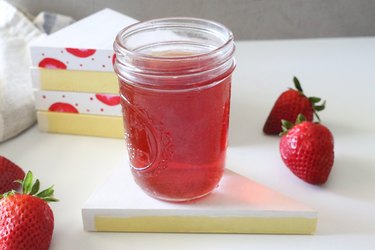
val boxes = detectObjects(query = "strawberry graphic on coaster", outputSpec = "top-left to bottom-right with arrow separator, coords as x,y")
95,94 -> 120,106
39,58 -> 67,69
49,102 -> 79,113
66,48 -> 96,58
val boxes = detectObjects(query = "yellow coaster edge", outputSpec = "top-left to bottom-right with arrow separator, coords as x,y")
94,215 -> 317,234
37,111 -> 124,138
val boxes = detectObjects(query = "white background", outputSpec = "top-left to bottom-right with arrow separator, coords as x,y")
8,0 -> 375,40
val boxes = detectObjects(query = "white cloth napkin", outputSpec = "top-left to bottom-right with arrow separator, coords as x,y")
0,1 -> 75,142
0,0 -> 44,142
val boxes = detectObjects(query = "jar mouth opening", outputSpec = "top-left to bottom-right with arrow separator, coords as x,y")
114,17 -> 234,63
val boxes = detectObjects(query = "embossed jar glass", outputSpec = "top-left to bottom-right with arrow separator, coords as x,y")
113,17 -> 235,202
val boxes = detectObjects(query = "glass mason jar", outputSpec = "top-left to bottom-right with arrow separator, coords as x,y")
113,17 -> 235,202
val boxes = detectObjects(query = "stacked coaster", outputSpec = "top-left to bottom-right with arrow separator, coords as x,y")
30,9 -> 137,138
82,158 -> 317,234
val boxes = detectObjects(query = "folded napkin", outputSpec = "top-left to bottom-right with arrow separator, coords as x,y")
0,0 -> 74,142
0,0 -> 43,142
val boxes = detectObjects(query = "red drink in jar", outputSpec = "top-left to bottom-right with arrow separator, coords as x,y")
114,18 -> 235,201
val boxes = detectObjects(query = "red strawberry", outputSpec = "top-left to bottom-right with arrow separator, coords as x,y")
263,77 -> 325,135
0,171 -> 58,250
279,114 -> 334,184
0,156 -> 25,194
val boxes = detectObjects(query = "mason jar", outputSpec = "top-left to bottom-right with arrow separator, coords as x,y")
114,17 -> 235,202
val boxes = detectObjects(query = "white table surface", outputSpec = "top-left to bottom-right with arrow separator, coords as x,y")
1,37 -> 375,250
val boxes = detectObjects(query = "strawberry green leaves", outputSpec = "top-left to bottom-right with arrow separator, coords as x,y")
22,170 -> 34,194
0,171 -> 58,202
294,76 -> 326,122
280,114 -> 307,136
308,96 -> 325,121
293,76 -> 303,93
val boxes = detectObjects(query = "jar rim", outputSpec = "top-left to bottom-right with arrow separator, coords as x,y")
113,17 -> 236,91
114,17 -> 234,62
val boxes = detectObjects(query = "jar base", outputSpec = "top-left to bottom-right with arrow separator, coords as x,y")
144,189 -> 215,203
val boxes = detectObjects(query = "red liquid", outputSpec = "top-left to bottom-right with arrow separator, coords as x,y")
119,55 -> 232,201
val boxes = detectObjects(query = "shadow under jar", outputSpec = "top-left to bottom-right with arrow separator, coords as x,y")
114,17 -> 236,202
